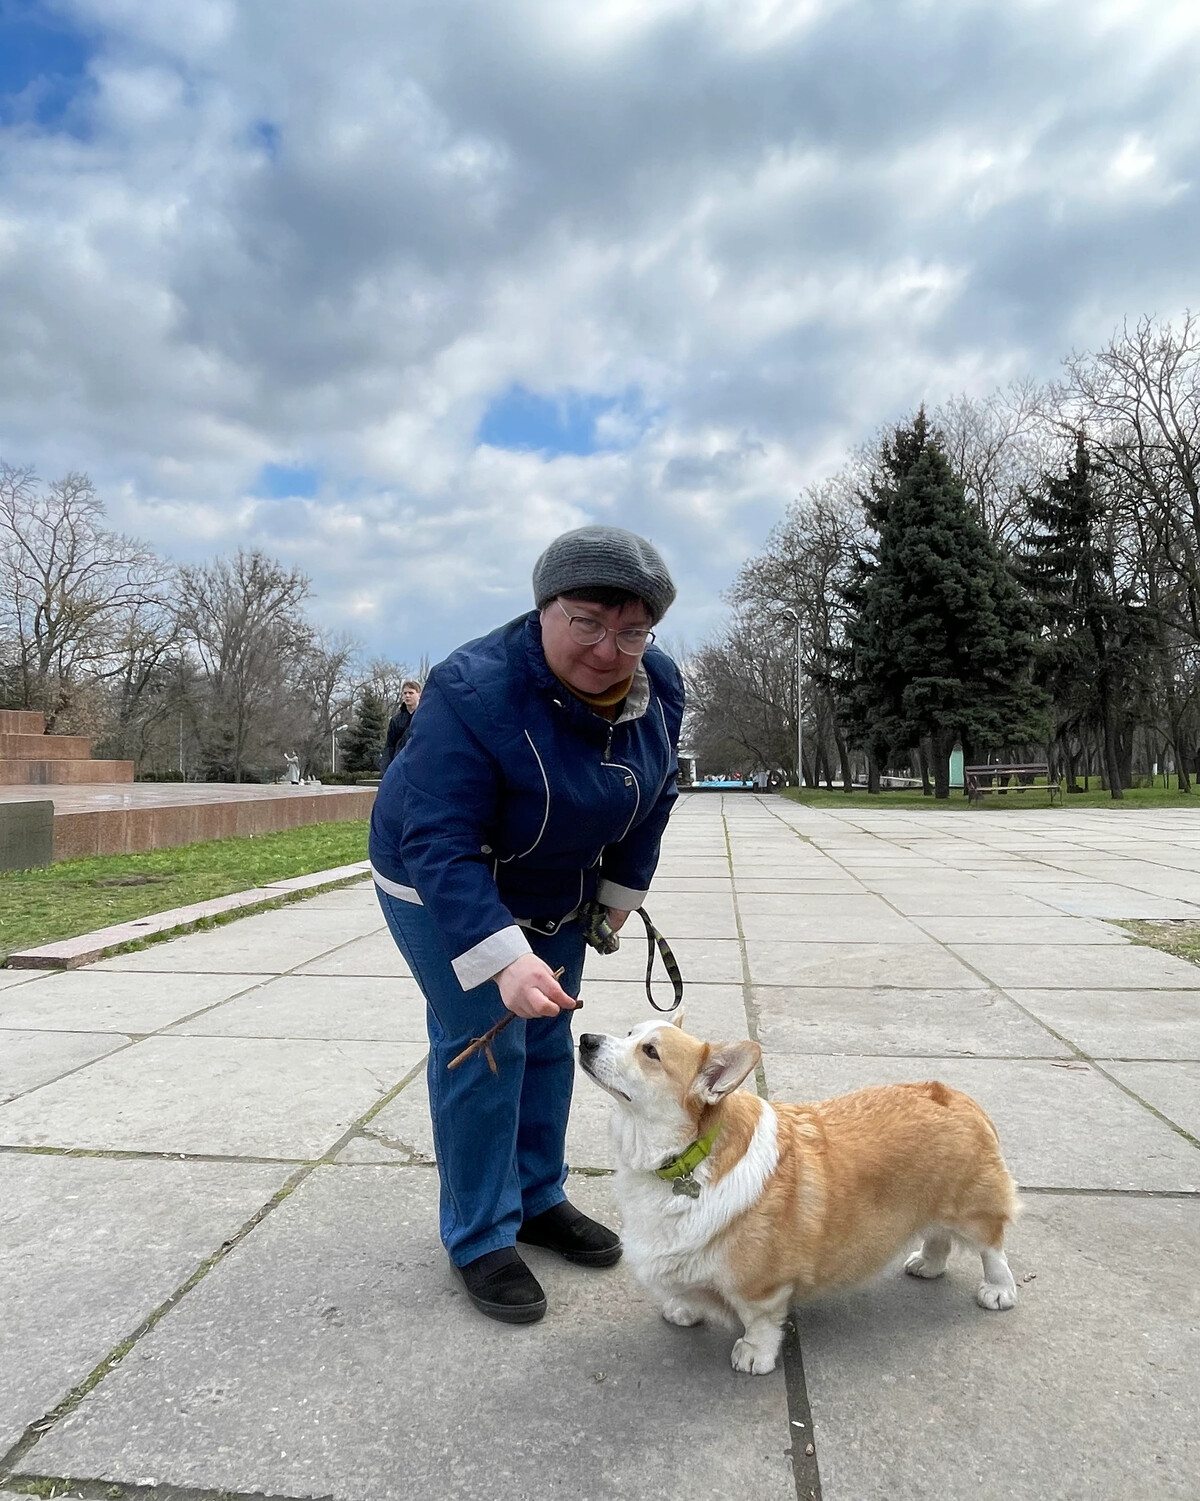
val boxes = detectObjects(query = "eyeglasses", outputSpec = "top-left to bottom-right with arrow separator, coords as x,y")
556,599 -> 655,655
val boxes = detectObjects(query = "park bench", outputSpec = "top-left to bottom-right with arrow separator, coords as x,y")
965,763 -> 1062,807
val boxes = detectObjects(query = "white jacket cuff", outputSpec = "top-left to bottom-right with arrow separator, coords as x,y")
452,924 -> 531,992
596,879 -> 649,911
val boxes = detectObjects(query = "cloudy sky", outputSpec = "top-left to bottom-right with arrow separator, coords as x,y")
1,0 -> 1198,664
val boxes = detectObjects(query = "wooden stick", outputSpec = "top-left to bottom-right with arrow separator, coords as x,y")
447,967 -> 578,1073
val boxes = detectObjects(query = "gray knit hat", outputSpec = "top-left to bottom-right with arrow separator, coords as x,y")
532,525 -> 677,624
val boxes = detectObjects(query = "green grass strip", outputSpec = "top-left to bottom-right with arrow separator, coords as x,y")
0,820 -> 369,962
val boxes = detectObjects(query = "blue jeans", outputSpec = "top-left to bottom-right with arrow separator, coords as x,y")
375,888 -> 586,1266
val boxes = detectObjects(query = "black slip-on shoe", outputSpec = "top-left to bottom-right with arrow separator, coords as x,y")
456,1247 -> 547,1324
517,1200 -> 622,1267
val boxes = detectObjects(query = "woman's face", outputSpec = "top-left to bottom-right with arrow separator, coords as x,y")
539,594 -> 654,695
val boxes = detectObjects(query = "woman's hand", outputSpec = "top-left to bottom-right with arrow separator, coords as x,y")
495,954 -> 579,1018
606,907 -> 632,933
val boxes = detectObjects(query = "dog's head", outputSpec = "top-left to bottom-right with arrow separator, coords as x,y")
577,1015 -> 761,1170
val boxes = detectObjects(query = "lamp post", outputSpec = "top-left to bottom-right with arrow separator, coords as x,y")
331,723 -> 349,775
781,609 -> 803,792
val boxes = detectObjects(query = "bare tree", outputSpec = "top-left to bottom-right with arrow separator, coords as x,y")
725,477 -> 867,786
290,630 -> 361,776
177,549 -> 312,781
930,381 -> 1063,546
0,464 -> 173,727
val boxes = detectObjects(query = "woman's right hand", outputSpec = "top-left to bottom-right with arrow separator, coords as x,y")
495,954 -> 578,1018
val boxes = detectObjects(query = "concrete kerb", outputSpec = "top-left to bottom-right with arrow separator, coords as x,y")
4,863 -> 372,971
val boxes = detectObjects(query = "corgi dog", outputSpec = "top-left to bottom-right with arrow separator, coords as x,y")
577,1016 -> 1019,1375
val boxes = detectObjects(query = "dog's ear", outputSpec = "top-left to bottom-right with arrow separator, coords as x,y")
670,1008 -> 686,1029
692,1040 -> 761,1103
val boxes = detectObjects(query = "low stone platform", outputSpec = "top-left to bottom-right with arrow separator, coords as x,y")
0,783 -> 376,860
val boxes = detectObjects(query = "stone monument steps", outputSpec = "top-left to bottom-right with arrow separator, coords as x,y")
0,757 -> 136,785
0,731 -> 93,759
0,708 -> 134,784
0,708 -> 47,735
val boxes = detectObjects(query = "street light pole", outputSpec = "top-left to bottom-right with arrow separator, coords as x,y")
332,723 -> 349,775
782,610 -> 803,792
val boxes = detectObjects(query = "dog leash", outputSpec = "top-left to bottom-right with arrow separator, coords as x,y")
582,902 -> 684,1013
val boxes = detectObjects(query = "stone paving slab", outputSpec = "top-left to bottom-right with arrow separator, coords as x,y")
90,909 -> 385,975
948,942 -> 1200,988
579,979 -> 745,1040
1032,887 -> 1200,918
0,1155 -> 290,1455
164,973 -> 430,1042
0,1029 -> 128,1104
0,969 -> 264,1035
1103,1061 -> 1200,1139
25,1169 -> 796,1501
739,910 -> 932,942
0,1036 -> 427,1157
584,936 -> 744,985
795,1194 -> 1200,1501
620,892 -> 738,937
745,941 -> 987,988
763,1054 -> 1200,1191
910,914 -> 1130,944
0,969 -> 42,991
294,930 -> 412,977
1008,989 -> 1200,1060
753,986 -> 1072,1058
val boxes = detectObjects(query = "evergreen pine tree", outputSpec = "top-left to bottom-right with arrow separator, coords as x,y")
834,410 -> 939,788
1016,434 -> 1143,799
847,428 -> 1051,797
340,687 -> 388,773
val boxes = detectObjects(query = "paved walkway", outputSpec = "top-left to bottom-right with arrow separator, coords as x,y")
2,795 -> 1198,1501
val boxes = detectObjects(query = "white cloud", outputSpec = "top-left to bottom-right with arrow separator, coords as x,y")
1,0 -> 1198,660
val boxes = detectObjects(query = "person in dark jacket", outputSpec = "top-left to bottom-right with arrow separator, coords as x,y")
369,525 -> 683,1325
378,680 -> 422,773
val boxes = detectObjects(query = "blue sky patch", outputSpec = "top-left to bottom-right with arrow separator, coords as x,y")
477,385 -> 646,457
0,3 -> 95,129
250,118 -> 281,159
255,463 -> 319,499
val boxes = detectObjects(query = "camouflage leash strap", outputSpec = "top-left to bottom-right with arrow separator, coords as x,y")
582,901 -> 684,1013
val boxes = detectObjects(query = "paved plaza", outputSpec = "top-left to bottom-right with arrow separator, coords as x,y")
2,794 -> 1199,1501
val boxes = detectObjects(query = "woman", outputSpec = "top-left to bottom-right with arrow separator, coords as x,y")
369,525 -> 684,1324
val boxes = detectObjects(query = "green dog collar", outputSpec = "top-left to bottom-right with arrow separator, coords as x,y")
654,1124 -> 721,1196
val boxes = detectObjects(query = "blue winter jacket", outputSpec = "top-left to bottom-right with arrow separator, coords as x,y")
369,612 -> 684,992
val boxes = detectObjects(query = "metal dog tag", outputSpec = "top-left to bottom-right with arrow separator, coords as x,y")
672,1174 -> 701,1199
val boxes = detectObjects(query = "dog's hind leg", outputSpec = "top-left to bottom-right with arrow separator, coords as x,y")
728,1286 -> 792,1376
948,1213 -> 1017,1310
976,1242 -> 1017,1310
904,1227 -> 952,1280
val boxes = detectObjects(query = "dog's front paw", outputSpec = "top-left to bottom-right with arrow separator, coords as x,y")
731,1337 -> 777,1375
661,1297 -> 704,1328
977,1280 -> 1017,1311
904,1249 -> 947,1280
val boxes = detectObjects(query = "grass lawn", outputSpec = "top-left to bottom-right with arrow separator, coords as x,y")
0,820 -> 369,962
778,784 -> 1197,811
1120,919 -> 1200,970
